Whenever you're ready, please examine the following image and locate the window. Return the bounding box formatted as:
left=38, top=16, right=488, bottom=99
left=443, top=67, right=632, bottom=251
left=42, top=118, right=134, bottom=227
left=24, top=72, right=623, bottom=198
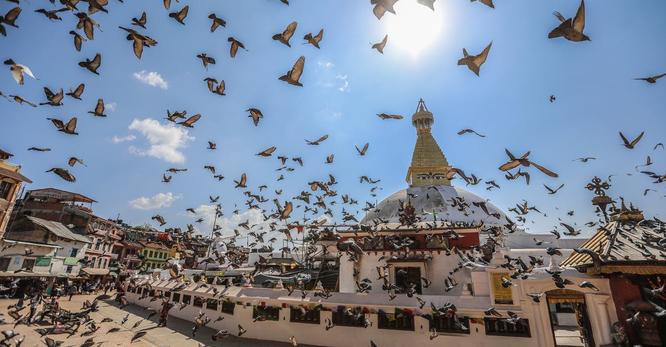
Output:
left=193, top=296, right=203, bottom=308
left=171, top=293, right=180, bottom=303
left=555, top=303, right=576, bottom=314
left=221, top=301, right=235, bottom=315
left=149, top=289, right=156, bottom=297
left=0, top=257, right=10, bottom=271
left=484, top=318, right=531, bottom=337
left=21, top=258, right=35, bottom=271
left=394, top=267, right=422, bottom=294
left=206, top=299, right=218, bottom=311
left=149, top=251, right=153, bottom=258
left=378, top=310, right=414, bottom=331
left=70, top=248, right=79, bottom=257
left=429, top=315, right=470, bottom=334
left=65, top=265, right=73, bottom=273
left=0, top=181, right=13, bottom=200
left=290, top=307, right=320, bottom=324
left=332, top=307, right=367, bottom=328
left=182, top=295, right=191, bottom=305
left=253, top=306, right=280, bottom=321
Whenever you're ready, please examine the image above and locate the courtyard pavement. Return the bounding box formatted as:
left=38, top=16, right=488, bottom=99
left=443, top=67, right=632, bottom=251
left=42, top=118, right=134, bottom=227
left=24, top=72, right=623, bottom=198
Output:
left=0, top=294, right=307, bottom=347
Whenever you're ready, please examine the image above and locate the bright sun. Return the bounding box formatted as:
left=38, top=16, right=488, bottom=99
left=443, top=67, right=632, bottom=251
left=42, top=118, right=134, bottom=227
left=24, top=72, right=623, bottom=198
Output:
left=382, top=1, right=443, bottom=57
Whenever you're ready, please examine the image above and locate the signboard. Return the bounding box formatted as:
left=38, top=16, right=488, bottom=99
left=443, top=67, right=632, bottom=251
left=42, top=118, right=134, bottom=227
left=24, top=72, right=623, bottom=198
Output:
left=490, top=272, right=513, bottom=305
left=35, top=257, right=52, bottom=267
left=64, top=257, right=79, bottom=266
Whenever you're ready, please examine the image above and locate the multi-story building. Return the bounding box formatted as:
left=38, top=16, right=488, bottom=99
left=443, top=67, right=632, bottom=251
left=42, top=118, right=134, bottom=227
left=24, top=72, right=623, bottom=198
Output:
left=81, top=217, right=124, bottom=278
left=140, top=241, right=169, bottom=270
left=0, top=151, right=31, bottom=239
left=117, top=240, right=144, bottom=277
left=3, top=216, right=90, bottom=277
left=11, top=188, right=125, bottom=280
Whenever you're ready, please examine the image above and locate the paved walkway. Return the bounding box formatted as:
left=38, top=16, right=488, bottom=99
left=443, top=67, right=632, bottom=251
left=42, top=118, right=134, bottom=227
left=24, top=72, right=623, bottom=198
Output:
left=0, top=294, right=305, bottom=347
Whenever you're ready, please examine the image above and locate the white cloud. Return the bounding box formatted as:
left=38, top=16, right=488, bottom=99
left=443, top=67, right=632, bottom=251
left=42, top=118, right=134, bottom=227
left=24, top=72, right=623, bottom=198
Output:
left=315, top=60, right=349, bottom=93
left=133, top=70, right=168, bottom=90
left=111, top=134, right=136, bottom=144
left=336, top=74, right=350, bottom=92
left=105, top=102, right=117, bottom=112
left=317, top=60, right=335, bottom=70
left=130, top=192, right=177, bottom=210
left=191, top=205, right=285, bottom=239
left=317, top=108, right=343, bottom=120
left=128, top=118, right=194, bottom=163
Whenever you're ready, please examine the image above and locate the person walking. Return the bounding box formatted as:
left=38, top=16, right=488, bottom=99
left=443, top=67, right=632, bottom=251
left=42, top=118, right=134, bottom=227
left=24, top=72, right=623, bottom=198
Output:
left=68, top=284, right=76, bottom=301
left=158, top=297, right=173, bottom=327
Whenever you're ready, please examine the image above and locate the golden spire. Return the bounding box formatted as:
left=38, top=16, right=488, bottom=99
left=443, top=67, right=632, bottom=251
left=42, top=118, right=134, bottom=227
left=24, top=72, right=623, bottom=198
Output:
left=405, top=99, right=451, bottom=187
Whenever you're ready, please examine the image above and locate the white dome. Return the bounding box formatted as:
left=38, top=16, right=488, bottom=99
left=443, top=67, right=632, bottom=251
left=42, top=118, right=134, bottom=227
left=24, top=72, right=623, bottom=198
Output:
left=360, top=185, right=509, bottom=227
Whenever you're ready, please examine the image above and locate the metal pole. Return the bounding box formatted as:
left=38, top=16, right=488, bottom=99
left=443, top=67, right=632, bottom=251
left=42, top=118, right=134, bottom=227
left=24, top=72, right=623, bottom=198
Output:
left=207, top=206, right=219, bottom=258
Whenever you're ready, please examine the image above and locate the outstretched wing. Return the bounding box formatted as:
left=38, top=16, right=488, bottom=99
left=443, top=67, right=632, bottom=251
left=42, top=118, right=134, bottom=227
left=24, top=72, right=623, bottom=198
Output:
left=498, top=160, right=520, bottom=172
left=48, top=118, right=65, bottom=130
left=65, top=117, right=78, bottom=133
left=17, top=64, right=35, bottom=79
left=230, top=40, right=239, bottom=58
left=282, top=21, right=297, bottom=42
left=290, top=56, right=305, bottom=82
left=530, top=161, right=558, bottom=178
left=630, top=131, right=644, bottom=147
left=132, top=36, right=144, bottom=59
left=572, top=0, right=585, bottom=33
left=473, top=42, right=492, bottom=67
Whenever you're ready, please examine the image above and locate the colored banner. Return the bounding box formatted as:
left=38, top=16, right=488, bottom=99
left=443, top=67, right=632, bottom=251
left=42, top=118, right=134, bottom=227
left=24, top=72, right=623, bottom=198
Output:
left=64, top=257, right=79, bottom=265
left=35, top=257, right=52, bottom=267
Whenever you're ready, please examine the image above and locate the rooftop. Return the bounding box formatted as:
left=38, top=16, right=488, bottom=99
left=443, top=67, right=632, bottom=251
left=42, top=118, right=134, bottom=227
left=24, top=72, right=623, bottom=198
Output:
left=25, top=216, right=91, bottom=243
left=0, top=164, right=32, bottom=184
left=27, top=188, right=96, bottom=203
left=561, top=216, right=666, bottom=274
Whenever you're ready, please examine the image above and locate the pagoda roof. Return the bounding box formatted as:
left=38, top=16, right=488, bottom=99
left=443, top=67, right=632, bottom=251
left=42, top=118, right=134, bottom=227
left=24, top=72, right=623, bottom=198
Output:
left=561, top=217, right=666, bottom=274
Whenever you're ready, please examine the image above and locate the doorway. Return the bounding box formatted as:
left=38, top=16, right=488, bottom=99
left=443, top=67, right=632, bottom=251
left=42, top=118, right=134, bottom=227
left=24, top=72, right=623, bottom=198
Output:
left=546, top=289, right=595, bottom=347
left=394, top=266, right=422, bottom=294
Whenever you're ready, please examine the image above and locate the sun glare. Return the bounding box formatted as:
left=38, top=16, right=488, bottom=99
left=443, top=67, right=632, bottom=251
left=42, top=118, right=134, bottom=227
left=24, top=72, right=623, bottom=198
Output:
left=383, top=0, right=443, bottom=57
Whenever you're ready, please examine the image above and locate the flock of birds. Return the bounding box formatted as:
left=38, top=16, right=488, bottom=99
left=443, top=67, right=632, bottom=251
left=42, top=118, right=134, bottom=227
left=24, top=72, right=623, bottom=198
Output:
left=0, top=0, right=665, bottom=345
left=1, top=0, right=664, bottom=247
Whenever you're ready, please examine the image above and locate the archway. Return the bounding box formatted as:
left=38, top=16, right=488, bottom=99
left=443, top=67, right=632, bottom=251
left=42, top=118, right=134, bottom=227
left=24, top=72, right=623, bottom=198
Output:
left=545, top=289, right=595, bottom=347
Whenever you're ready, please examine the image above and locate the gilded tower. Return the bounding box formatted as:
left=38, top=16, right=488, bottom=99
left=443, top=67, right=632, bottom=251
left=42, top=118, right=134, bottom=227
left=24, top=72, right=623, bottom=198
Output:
left=405, top=99, right=452, bottom=187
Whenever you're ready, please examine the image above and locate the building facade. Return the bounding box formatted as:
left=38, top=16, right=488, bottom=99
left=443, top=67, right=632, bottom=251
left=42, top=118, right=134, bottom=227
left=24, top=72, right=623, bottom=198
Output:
left=0, top=152, right=31, bottom=239
left=125, top=100, right=618, bottom=347
left=3, top=216, right=90, bottom=277
left=141, top=241, right=169, bottom=270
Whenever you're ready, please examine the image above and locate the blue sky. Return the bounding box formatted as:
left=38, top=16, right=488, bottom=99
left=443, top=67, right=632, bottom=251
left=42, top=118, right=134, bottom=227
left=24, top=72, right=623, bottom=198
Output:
left=1, top=0, right=665, bottom=238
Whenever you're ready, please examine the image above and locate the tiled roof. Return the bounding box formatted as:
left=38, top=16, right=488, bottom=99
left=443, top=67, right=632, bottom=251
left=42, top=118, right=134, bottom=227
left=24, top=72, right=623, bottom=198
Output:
left=27, top=216, right=91, bottom=243
left=561, top=218, right=666, bottom=271
left=28, top=188, right=96, bottom=203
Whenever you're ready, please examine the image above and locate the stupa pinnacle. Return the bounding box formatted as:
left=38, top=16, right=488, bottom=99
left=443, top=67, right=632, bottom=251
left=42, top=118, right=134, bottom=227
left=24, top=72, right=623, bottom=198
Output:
left=405, top=99, right=452, bottom=187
